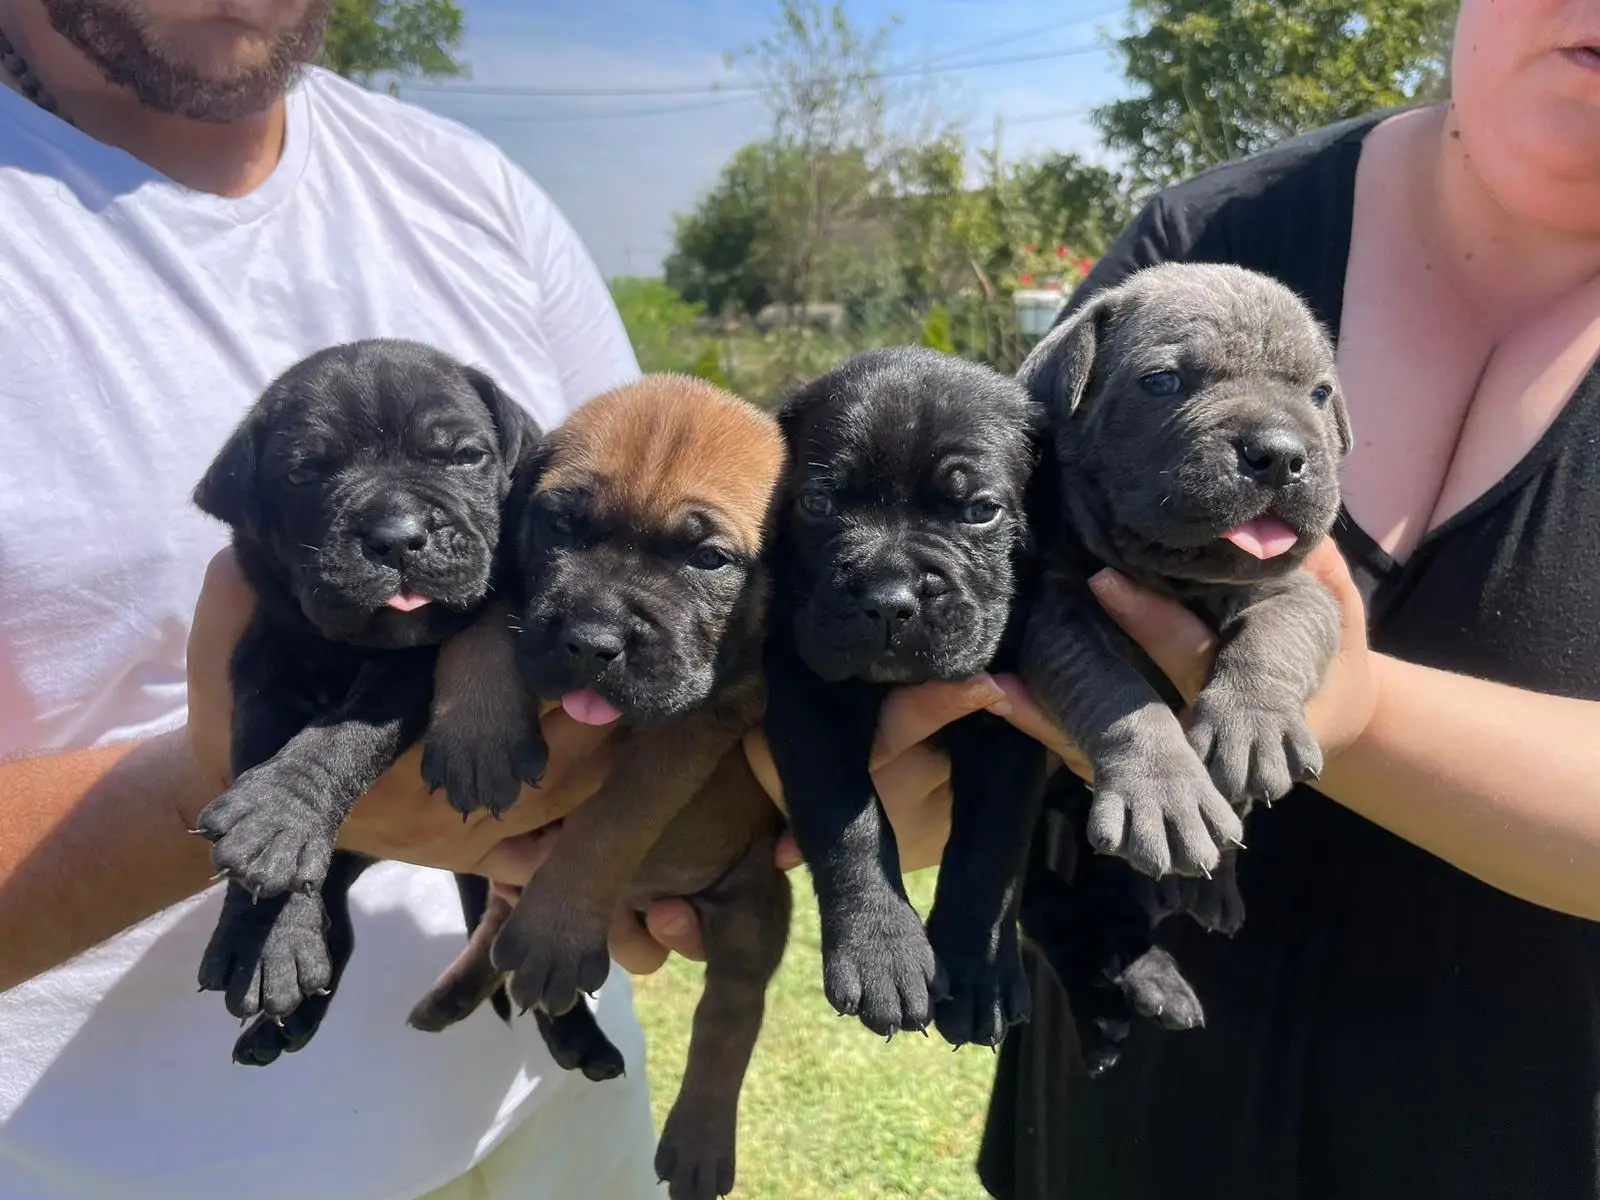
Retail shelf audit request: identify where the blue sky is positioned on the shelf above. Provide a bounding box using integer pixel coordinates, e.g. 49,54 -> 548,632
401,0 -> 1136,279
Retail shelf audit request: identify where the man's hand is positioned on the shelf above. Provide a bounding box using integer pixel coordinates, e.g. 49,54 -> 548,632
185,549 -> 622,887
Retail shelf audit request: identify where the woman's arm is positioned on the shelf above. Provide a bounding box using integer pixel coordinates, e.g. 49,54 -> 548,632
1320,655 -> 1600,920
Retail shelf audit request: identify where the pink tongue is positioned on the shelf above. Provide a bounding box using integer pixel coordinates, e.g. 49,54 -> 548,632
385,593 -> 432,613
561,688 -> 623,726
1222,517 -> 1299,560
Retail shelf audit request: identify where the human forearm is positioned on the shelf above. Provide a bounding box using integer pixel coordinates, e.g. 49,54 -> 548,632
1319,655 -> 1600,920
0,730 -> 218,992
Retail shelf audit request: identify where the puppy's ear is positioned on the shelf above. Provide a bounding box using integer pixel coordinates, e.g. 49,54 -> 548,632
503,436 -> 553,576
193,411 -> 263,533
1017,290 -> 1118,422
1328,385 -> 1354,458
463,366 -> 542,474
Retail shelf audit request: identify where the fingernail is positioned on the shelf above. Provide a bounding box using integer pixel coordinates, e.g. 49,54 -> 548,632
656,911 -> 691,940
968,672 -> 1005,710
1088,569 -> 1132,607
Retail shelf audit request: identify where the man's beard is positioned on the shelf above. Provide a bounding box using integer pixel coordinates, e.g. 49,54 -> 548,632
41,0 -> 331,122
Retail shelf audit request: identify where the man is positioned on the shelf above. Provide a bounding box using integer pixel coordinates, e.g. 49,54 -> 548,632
0,1 -> 667,1195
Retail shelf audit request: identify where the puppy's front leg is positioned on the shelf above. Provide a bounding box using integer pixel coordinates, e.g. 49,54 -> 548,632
1022,576 -> 1243,878
197,647 -> 437,898
1188,570 -> 1341,811
763,639 -> 942,1036
927,713 -> 1048,1047
490,714 -> 746,1017
421,600 -> 548,818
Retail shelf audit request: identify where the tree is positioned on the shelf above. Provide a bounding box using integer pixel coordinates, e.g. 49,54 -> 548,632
320,0 -> 467,84
1008,152 -> 1136,261
663,143 -> 787,318
1095,0 -> 1457,187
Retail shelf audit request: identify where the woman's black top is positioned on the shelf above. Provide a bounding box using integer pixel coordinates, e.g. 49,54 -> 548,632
979,112 -> 1600,1200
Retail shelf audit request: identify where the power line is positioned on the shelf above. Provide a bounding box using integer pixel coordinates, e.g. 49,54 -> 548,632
454,95 -> 757,124
913,3 -> 1124,68
406,40 -> 1111,100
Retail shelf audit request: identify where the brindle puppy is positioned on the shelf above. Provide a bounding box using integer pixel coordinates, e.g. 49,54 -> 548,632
415,376 -> 791,1200
188,338 -> 537,1066
1015,262 -> 1350,1070
762,347 -> 1051,1047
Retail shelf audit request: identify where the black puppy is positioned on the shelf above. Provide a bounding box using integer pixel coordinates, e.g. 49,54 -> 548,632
763,346 -> 1050,1047
190,337 -> 537,1065
1014,263 -> 1349,1069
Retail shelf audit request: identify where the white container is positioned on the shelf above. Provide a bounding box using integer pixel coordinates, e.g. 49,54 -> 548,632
1014,288 -> 1067,338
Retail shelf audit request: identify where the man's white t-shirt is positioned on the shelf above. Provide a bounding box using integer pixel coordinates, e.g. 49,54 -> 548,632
0,69 -> 663,1200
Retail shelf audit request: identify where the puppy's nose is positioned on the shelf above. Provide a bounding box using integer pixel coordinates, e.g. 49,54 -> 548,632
362,513 -> 430,567
563,622 -> 625,672
1236,428 -> 1308,489
859,582 -> 919,638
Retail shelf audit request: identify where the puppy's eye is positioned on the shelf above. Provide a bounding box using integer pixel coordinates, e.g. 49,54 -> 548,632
547,509 -> 573,536
689,545 -> 732,571
285,463 -> 320,487
799,491 -> 834,519
450,445 -> 489,467
959,499 -> 1002,524
1310,384 -> 1333,408
1140,370 -> 1183,397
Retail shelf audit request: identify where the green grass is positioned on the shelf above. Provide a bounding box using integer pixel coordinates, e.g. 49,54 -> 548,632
633,868 -> 998,1199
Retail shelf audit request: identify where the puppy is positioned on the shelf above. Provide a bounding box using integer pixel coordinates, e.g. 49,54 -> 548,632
1017,262 -> 1347,885
188,338 -> 536,1065
415,376 -> 791,1200
762,347 -> 1050,1047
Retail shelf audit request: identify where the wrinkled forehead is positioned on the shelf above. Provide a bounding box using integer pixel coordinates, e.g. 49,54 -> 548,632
803,385 -> 1029,496
266,368 -> 488,458
1111,280 -> 1334,380
539,402 -> 785,554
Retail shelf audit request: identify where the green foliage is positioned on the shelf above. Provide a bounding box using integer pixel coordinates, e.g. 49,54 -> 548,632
1094,0 -> 1458,187
664,143 -> 787,318
920,304 -> 954,354
692,344 -> 732,389
607,276 -> 719,377
320,0 -> 466,84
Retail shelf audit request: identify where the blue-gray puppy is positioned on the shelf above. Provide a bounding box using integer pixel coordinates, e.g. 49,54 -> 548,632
1018,262 -> 1350,899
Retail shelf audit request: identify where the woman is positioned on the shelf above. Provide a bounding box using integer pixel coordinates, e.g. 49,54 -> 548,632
966,0 -> 1600,1195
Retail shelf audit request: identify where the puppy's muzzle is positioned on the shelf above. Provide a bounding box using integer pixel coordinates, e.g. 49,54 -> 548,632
856,578 -> 921,643
1235,425 -> 1309,491
560,617 -> 626,677
360,511 -> 431,569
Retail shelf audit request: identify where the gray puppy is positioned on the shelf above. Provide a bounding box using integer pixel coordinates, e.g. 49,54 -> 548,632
1018,262 -> 1350,898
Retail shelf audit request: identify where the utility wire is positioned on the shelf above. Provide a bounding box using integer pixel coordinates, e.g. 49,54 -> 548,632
406,39 -> 1112,100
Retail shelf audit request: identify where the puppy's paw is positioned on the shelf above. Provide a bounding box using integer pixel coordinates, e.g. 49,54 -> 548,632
1152,850 -> 1247,935
199,886 -> 331,1022
1087,747 -> 1243,879
407,972 -> 503,1034
821,894 -> 945,1037
232,989 -> 336,1066
535,1006 -> 626,1082
1189,688 -> 1322,809
655,1107 -> 737,1200
492,910 -> 612,1018
420,725 -> 548,819
930,919 -> 1031,1048
196,766 -> 337,897
1112,946 -> 1204,1031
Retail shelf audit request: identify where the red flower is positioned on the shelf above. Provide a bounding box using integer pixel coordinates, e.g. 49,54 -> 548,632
1019,273 -> 1034,285
1057,244 -> 1068,257
1024,243 -> 1036,254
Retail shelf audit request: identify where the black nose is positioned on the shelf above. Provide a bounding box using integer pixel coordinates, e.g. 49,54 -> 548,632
361,513 -> 430,567
563,622 -> 625,672
859,582 -> 919,637
1236,428 -> 1309,489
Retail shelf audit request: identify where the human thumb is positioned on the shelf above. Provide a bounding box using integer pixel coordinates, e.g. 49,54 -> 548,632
1088,569 -> 1216,706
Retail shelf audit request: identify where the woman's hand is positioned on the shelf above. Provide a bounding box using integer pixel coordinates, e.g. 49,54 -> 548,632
184,549 -> 623,886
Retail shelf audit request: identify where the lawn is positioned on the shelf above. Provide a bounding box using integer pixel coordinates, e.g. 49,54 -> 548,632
632,868 -> 998,1199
